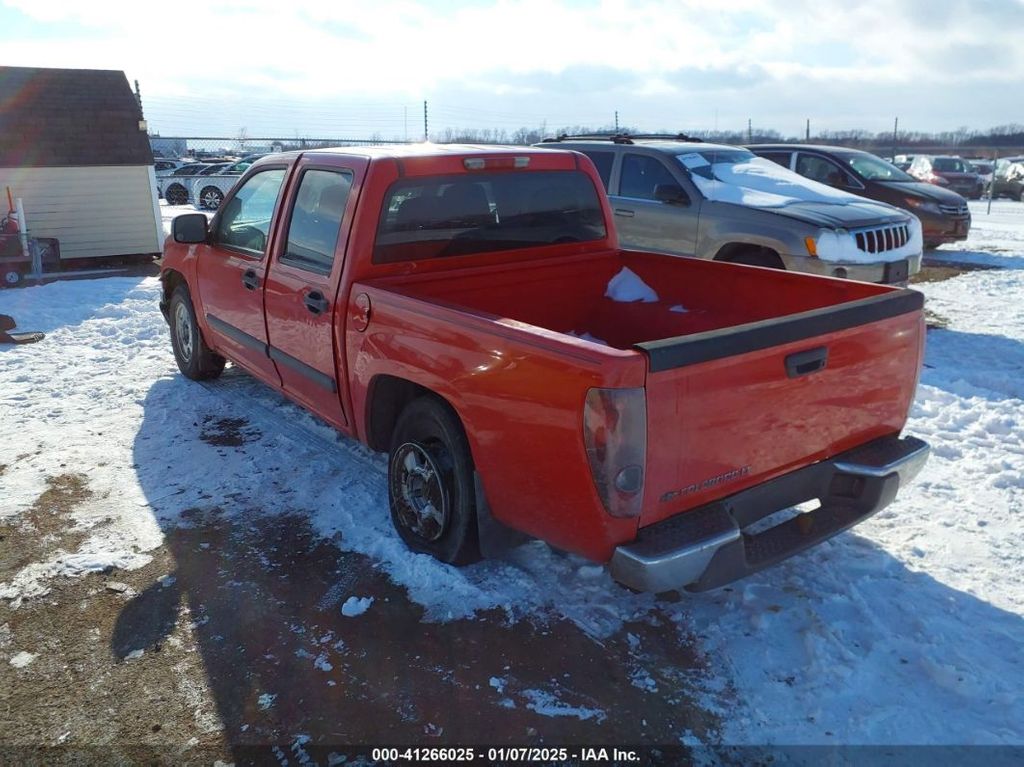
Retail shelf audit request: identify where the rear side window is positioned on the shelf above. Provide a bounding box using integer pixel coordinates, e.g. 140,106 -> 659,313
619,154 -> 677,200
758,152 -> 792,169
282,169 -> 353,273
581,151 -> 614,190
373,170 -> 606,264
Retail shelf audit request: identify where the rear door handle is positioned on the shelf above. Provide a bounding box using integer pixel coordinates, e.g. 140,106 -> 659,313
242,269 -> 259,291
304,290 -> 330,315
785,347 -> 829,378
614,208 -> 635,218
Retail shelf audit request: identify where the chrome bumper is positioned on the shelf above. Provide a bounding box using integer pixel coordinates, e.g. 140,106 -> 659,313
610,435 -> 930,593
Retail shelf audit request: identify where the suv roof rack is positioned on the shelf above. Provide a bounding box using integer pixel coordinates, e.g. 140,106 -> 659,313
541,132 -> 703,145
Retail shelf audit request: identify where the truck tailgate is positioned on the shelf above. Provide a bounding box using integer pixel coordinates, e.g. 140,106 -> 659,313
639,290 -> 924,527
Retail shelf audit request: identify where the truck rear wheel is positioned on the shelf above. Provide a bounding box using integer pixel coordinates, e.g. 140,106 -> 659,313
169,285 -> 225,380
388,397 -> 480,565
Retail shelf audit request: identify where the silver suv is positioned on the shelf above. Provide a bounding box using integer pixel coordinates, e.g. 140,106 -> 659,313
538,135 -> 922,283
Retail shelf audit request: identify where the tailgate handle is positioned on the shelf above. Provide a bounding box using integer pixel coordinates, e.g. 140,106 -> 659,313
785,347 -> 828,378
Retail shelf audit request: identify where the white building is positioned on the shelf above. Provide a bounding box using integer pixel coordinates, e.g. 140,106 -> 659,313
0,66 -> 162,262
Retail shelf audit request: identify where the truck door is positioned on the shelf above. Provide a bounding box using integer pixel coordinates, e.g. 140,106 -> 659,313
610,152 -> 699,256
195,164 -> 290,384
263,156 -> 367,431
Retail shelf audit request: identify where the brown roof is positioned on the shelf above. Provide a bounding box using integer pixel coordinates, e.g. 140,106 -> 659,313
0,66 -> 154,168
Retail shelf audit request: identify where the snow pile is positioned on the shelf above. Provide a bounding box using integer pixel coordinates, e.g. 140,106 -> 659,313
814,216 -> 923,265
340,595 -> 374,617
670,304 -> 688,314
9,651 -> 37,668
684,154 -> 858,208
520,689 -> 606,723
605,267 -> 658,303
566,330 -> 609,346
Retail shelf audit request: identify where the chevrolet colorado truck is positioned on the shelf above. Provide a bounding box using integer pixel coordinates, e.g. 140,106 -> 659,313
159,144 -> 929,593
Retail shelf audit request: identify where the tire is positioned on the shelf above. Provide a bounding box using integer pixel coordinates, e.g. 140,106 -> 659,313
165,184 -> 188,206
168,285 -> 225,380
388,396 -> 480,565
924,240 -> 941,250
1018,189 -> 1024,203
199,186 -> 224,210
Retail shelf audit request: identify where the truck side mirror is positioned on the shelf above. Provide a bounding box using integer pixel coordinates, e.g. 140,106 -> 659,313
654,184 -> 688,205
172,213 -> 208,244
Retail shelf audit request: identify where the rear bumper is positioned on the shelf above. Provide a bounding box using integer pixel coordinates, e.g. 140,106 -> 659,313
609,435 -> 930,593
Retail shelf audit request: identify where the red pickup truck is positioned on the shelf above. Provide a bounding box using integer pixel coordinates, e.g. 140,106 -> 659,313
160,144 -> 929,593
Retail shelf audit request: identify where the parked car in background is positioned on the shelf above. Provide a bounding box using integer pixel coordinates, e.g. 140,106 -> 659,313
750,144 -> 971,249
190,154 -> 267,210
160,144 -> 929,593
161,162 -> 230,205
908,156 -> 984,199
967,159 -> 994,189
539,135 -> 922,283
154,159 -> 186,177
992,157 -> 1024,201
893,155 -> 915,171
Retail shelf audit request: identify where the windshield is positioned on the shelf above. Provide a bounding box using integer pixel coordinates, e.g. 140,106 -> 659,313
677,150 -> 861,207
933,158 -> 971,173
844,153 -> 916,182
373,170 -> 607,264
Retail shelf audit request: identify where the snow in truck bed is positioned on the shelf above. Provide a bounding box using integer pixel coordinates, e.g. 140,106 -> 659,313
0,200 -> 1022,746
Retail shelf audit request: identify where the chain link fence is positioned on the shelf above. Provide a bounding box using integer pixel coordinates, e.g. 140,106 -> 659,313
151,136 -> 411,209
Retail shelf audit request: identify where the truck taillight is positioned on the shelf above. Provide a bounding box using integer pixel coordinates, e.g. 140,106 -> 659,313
463,156 -> 530,170
583,387 -> 647,518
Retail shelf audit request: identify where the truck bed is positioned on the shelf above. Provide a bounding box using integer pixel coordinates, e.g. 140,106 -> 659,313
376,249 -> 902,349
365,247 -> 924,539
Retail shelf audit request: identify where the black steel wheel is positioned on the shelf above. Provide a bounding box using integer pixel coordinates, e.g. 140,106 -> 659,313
388,397 -> 480,565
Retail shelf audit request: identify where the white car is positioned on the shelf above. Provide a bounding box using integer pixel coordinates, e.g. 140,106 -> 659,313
191,156 -> 266,210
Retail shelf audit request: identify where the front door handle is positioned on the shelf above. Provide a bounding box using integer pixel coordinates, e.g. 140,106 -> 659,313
304,290 -> 330,315
615,208 -> 636,218
242,269 -> 259,291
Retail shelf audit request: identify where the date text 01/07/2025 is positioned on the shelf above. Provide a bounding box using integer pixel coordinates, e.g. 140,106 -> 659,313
370,746 -> 641,762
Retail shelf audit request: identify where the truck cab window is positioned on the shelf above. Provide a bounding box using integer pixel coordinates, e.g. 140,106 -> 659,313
213,168 -> 286,256
282,169 -> 353,272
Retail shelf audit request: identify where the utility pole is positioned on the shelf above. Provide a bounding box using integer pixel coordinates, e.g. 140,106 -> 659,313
614,111 -> 619,132
423,100 -> 428,142
404,106 -> 408,142
747,118 -> 753,143
892,116 -> 899,161
806,118 -> 810,141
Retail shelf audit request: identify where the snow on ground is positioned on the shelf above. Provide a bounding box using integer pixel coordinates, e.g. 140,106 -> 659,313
929,199 -> 1024,268
0,200 -> 1022,745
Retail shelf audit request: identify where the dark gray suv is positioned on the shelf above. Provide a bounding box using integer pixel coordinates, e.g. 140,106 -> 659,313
538,135 -> 922,284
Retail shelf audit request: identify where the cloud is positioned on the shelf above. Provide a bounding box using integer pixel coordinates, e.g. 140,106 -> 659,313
1,0 -> 1022,134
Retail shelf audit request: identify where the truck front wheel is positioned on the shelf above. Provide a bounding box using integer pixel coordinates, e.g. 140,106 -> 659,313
169,285 -> 225,380
388,397 -> 481,565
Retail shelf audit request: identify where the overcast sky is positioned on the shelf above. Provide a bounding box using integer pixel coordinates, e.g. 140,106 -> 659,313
2,0 -> 1022,139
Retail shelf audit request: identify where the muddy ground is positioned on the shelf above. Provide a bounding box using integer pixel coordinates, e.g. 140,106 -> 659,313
0,469 -> 720,765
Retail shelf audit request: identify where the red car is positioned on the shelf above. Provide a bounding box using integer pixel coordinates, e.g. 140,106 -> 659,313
160,144 -> 929,593
908,155 -> 985,199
